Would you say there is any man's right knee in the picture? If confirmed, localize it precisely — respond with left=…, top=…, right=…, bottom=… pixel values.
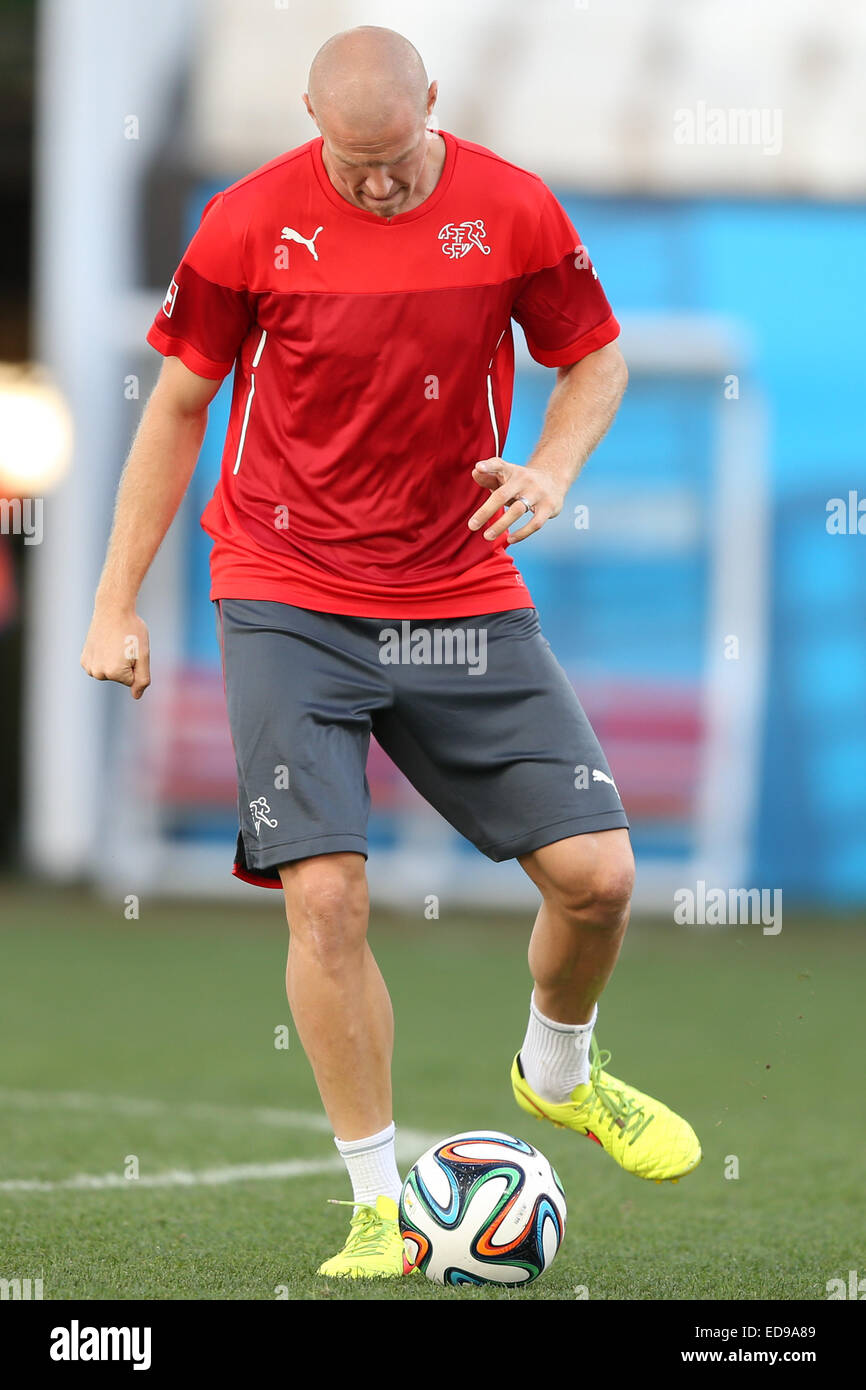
left=279, top=852, right=369, bottom=969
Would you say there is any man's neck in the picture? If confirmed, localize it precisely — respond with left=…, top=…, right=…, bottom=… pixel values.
left=401, top=130, right=446, bottom=213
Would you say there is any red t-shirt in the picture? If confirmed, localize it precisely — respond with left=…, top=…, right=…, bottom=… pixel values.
left=146, top=130, right=620, bottom=617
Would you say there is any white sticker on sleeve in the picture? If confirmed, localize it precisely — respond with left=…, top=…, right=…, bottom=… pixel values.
left=162, top=277, right=179, bottom=317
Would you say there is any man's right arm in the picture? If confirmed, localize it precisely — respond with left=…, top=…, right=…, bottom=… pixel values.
left=80, top=355, right=222, bottom=699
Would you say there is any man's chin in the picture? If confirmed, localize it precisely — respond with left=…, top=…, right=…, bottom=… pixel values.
left=361, top=193, right=406, bottom=214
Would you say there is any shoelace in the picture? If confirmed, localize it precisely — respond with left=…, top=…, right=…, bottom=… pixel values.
left=327, top=1199, right=395, bottom=1255
left=584, top=1037, right=655, bottom=1146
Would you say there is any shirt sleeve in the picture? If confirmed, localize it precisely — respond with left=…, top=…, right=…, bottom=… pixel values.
left=146, top=192, right=253, bottom=380
left=511, top=185, right=620, bottom=368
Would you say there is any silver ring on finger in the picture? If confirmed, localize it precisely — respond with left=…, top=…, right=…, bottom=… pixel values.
left=512, top=495, right=535, bottom=514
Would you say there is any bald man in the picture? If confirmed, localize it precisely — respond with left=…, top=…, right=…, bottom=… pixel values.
left=82, top=25, right=701, bottom=1281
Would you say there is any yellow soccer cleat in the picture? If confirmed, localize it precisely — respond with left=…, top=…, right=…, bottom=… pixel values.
left=316, top=1195, right=411, bottom=1279
left=511, top=1036, right=701, bottom=1183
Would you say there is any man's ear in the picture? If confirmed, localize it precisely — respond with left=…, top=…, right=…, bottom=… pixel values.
left=426, top=80, right=438, bottom=121
left=303, top=93, right=319, bottom=128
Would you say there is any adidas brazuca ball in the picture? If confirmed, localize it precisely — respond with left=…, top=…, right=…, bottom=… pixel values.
left=399, top=1130, right=566, bottom=1286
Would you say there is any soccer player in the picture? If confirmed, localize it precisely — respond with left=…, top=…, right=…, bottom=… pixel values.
left=81, top=26, right=701, bottom=1279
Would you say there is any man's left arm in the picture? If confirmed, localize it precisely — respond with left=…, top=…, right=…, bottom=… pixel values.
left=468, top=340, right=628, bottom=544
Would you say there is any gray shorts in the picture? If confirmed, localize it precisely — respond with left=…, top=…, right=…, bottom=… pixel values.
left=215, top=600, right=628, bottom=889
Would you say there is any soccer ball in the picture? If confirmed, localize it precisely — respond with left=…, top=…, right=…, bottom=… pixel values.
left=399, top=1130, right=566, bottom=1286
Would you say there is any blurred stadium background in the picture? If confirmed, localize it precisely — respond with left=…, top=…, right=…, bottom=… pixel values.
left=2, top=0, right=863, bottom=907
left=0, top=0, right=864, bottom=1301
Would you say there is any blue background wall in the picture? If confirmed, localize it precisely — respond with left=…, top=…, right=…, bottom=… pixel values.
left=560, top=195, right=866, bottom=905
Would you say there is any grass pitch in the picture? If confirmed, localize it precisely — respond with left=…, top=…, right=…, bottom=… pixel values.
left=0, top=880, right=863, bottom=1300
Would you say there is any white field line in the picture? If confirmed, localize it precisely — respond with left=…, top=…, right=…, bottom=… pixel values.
left=0, top=1158, right=347, bottom=1192
left=0, top=1087, right=438, bottom=1193
left=0, top=1087, right=335, bottom=1132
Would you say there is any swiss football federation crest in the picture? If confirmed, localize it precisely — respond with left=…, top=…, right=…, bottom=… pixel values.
left=438, top=220, right=491, bottom=259
left=249, top=796, right=278, bottom=836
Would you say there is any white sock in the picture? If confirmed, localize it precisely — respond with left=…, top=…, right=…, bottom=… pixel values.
left=334, top=1122, right=402, bottom=1207
left=520, top=992, right=598, bottom=1102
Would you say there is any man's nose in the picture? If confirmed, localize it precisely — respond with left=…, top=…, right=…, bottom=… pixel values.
left=363, top=169, right=395, bottom=198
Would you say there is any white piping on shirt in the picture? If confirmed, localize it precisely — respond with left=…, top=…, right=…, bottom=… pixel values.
left=486, top=327, right=507, bottom=458
left=233, top=329, right=268, bottom=476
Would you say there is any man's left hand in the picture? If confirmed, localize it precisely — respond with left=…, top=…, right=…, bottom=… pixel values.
left=468, top=457, right=564, bottom=544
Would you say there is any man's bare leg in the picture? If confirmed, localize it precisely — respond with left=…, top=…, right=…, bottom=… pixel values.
left=514, top=829, right=634, bottom=1100
left=520, top=829, right=635, bottom=1025
left=278, top=852, right=393, bottom=1140
left=511, top=828, right=702, bottom=1181
left=280, top=853, right=406, bottom=1273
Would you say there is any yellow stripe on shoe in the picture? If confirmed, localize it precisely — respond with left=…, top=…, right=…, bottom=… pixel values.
left=511, top=1036, right=701, bottom=1183
left=316, top=1194, right=411, bottom=1279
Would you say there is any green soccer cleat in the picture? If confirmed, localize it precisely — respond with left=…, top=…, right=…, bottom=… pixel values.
left=511, top=1036, right=701, bottom=1183
left=317, top=1194, right=412, bottom=1279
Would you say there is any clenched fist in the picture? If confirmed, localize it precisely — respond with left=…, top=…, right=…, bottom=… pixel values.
left=80, top=608, right=151, bottom=700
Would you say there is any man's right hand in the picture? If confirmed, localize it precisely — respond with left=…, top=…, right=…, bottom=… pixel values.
left=78, top=357, right=217, bottom=703
left=80, top=608, right=152, bottom=699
